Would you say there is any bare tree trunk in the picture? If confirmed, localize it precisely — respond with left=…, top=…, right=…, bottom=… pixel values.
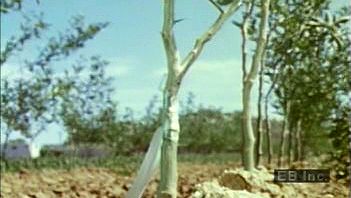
left=1, top=129, right=11, bottom=167
left=263, top=61, right=281, bottom=166
left=300, top=133, right=306, bottom=161
left=294, top=119, right=302, bottom=162
left=278, top=116, right=287, bottom=167
left=241, top=0, right=270, bottom=171
left=239, top=0, right=252, bottom=169
left=158, top=2, right=182, bottom=196
left=263, top=71, right=279, bottom=166
left=278, top=101, right=290, bottom=167
left=255, top=46, right=265, bottom=168
left=264, top=95, right=273, bottom=165
left=255, top=97, right=263, bottom=168
left=242, top=83, right=256, bottom=171
left=287, top=120, right=294, bottom=167
left=159, top=79, right=180, bottom=198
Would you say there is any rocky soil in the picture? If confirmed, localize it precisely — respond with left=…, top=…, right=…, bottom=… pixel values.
left=1, top=162, right=349, bottom=198
left=191, top=167, right=349, bottom=198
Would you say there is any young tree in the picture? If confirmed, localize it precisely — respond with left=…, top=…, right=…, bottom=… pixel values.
left=262, top=63, right=279, bottom=165
left=235, top=0, right=270, bottom=171
left=127, top=1, right=242, bottom=197
left=60, top=56, right=116, bottom=145
left=1, top=2, right=108, bottom=156
left=277, top=100, right=290, bottom=167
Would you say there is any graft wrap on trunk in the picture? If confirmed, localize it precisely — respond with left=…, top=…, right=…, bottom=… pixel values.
left=126, top=127, right=163, bottom=198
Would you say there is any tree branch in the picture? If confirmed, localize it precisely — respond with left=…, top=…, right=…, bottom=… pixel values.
left=239, top=0, right=255, bottom=80
left=161, top=0, right=179, bottom=72
left=208, top=0, right=224, bottom=13
left=246, top=0, right=270, bottom=82
left=178, top=0, right=242, bottom=80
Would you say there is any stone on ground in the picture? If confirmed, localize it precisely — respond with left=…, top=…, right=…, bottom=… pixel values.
left=191, top=167, right=301, bottom=198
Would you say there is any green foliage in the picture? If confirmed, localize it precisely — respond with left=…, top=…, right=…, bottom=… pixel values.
left=26, top=16, right=108, bottom=74
left=326, top=105, right=350, bottom=180
left=0, top=0, right=25, bottom=13
left=60, top=57, right=116, bottom=144
left=217, top=0, right=234, bottom=6
left=1, top=7, right=108, bottom=143
left=7, top=138, right=26, bottom=145
left=178, top=93, right=243, bottom=153
left=0, top=15, right=48, bottom=65
left=62, top=93, right=160, bottom=155
left=1, top=77, right=58, bottom=139
left=62, top=92, right=286, bottom=155
left=265, top=0, right=350, bottom=157
left=180, top=107, right=242, bottom=153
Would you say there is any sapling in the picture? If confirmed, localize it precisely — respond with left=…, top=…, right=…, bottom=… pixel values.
left=126, top=0, right=242, bottom=197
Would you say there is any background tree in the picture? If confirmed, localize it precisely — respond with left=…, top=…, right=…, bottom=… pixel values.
left=0, top=1, right=108, bottom=161
left=327, top=105, right=350, bottom=181
left=234, top=0, right=270, bottom=171
left=59, top=56, right=117, bottom=146
left=264, top=0, right=350, bottom=166
left=180, top=93, right=242, bottom=153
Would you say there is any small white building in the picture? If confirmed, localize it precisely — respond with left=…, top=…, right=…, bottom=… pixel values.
left=1, top=142, right=41, bottom=159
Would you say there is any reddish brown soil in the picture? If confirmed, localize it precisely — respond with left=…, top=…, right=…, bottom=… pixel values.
left=0, top=163, right=235, bottom=198
left=1, top=162, right=349, bottom=198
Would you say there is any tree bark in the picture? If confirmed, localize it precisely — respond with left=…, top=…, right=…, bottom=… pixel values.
left=300, top=129, right=306, bottom=161
left=241, top=0, right=270, bottom=171
left=1, top=129, right=11, bottom=167
left=294, top=119, right=302, bottom=162
left=263, top=68, right=280, bottom=166
left=255, top=100, right=263, bottom=167
left=278, top=101, right=290, bottom=167
left=159, top=2, right=181, bottom=195
left=264, top=95, right=273, bottom=165
left=239, top=1, right=252, bottom=167
left=287, top=120, right=294, bottom=167
left=242, top=82, right=256, bottom=171
left=255, top=45, right=266, bottom=168
left=159, top=80, right=180, bottom=198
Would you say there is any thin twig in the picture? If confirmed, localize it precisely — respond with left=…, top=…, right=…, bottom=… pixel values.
left=208, top=0, right=224, bottom=13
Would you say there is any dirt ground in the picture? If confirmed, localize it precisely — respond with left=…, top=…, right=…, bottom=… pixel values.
left=1, top=162, right=349, bottom=198
left=0, top=162, right=231, bottom=198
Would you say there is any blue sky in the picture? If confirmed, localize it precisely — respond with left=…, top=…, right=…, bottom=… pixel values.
left=1, top=0, right=347, bottom=146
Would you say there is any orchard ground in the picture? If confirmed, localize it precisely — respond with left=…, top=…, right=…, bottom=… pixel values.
left=1, top=153, right=349, bottom=198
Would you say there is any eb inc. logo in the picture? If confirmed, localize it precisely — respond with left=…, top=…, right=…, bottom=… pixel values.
left=274, top=169, right=330, bottom=183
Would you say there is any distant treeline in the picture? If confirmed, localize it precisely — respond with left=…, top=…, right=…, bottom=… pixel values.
left=59, top=94, right=328, bottom=158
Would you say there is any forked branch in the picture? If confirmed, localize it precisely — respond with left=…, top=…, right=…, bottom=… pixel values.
left=208, top=0, right=224, bottom=13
